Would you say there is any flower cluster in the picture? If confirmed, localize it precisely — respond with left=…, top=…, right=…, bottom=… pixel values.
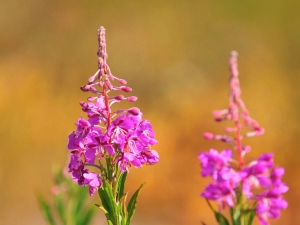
left=199, top=51, right=288, bottom=225
left=199, top=150, right=288, bottom=225
left=67, top=27, right=159, bottom=196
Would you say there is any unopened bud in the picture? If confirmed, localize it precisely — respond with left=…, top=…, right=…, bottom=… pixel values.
left=225, top=127, right=235, bottom=133
left=115, top=95, right=124, bottom=101
left=255, top=127, right=264, bottom=136
left=213, top=109, right=228, bottom=118
left=80, top=85, right=90, bottom=92
left=88, top=77, right=96, bottom=83
left=79, top=101, right=87, bottom=108
left=242, top=145, right=251, bottom=153
left=127, top=96, right=138, bottom=102
left=221, top=137, right=228, bottom=142
left=203, top=132, right=214, bottom=140
left=118, top=79, right=127, bottom=84
left=87, top=97, right=97, bottom=102
left=120, top=86, right=132, bottom=92
left=128, top=107, right=140, bottom=116
left=251, top=120, right=259, bottom=127
left=213, top=110, right=222, bottom=117
left=90, top=87, right=97, bottom=92
left=88, top=70, right=100, bottom=83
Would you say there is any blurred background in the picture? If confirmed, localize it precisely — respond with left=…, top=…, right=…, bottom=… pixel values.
left=1, top=0, right=300, bottom=224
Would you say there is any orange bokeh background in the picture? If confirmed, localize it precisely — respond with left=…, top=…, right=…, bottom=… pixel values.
left=1, top=1, right=300, bottom=224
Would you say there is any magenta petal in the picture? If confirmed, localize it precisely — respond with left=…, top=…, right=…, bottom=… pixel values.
left=104, top=145, right=115, bottom=155
left=85, top=148, right=96, bottom=164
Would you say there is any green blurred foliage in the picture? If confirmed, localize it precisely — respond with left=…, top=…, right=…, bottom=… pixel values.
left=1, top=0, right=300, bottom=224
left=37, top=166, right=97, bottom=225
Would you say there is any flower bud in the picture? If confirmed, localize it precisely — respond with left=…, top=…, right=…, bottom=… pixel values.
left=80, top=85, right=90, bottom=92
left=87, top=97, right=97, bottom=102
left=79, top=101, right=87, bottom=108
left=203, top=132, right=214, bottom=140
left=215, top=117, right=223, bottom=122
left=128, top=107, right=140, bottom=116
left=90, top=87, right=97, bottom=92
left=255, top=127, right=264, bottom=136
left=114, top=95, right=124, bottom=101
left=120, top=86, right=132, bottom=92
left=88, top=70, right=100, bottom=83
left=127, top=96, right=138, bottom=102
left=225, top=127, right=235, bottom=133
left=118, top=79, right=127, bottom=84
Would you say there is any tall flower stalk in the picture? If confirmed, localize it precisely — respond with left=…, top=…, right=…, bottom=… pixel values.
left=199, top=51, right=288, bottom=225
left=67, top=26, right=159, bottom=225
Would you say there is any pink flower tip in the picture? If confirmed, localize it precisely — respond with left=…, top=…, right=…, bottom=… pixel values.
left=80, top=85, right=90, bottom=92
left=90, top=86, right=97, bottom=92
left=213, top=110, right=222, bottom=117
left=115, top=95, right=124, bottom=101
left=255, top=128, right=265, bottom=136
left=127, top=96, right=138, bottom=102
left=118, top=79, right=127, bottom=84
left=87, top=96, right=97, bottom=102
left=203, top=132, right=215, bottom=140
left=79, top=101, right=87, bottom=107
left=128, top=107, right=140, bottom=116
left=121, top=86, right=132, bottom=92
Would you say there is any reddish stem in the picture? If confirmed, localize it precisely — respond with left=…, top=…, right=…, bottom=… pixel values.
left=103, top=85, right=111, bottom=127
left=235, top=120, right=244, bottom=168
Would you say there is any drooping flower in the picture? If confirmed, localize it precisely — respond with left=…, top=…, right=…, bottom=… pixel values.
left=83, top=172, right=103, bottom=196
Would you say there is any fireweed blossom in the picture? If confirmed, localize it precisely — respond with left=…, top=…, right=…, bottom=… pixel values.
left=67, top=26, right=158, bottom=225
left=199, top=51, right=288, bottom=225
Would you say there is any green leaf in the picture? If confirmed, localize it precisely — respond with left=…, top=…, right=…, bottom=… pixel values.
left=117, top=172, right=127, bottom=201
left=72, top=186, right=89, bottom=216
left=247, top=210, right=256, bottom=225
left=54, top=194, right=66, bottom=224
left=230, top=207, right=241, bottom=225
left=37, top=196, right=56, bottom=225
left=126, top=183, right=145, bottom=225
left=119, top=193, right=128, bottom=225
left=214, top=211, right=230, bottom=225
left=76, top=207, right=97, bottom=225
left=98, top=180, right=119, bottom=224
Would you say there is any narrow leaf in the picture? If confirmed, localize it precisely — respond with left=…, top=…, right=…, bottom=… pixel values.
left=247, top=210, right=256, bottom=225
left=98, top=180, right=119, bottom=224
left=214, top=211, right=230, bottom=225
left=37, top=196, right=56, bottom=225
left=230, top=207, right=241, bottom=225
left=73, top=186, right=89, bottom=216
left=126, top=183, right=145, bottom=225
left=117, top=172, right=127, bottom=201
left=54, top=194, right=66, bottom=224
left=119, top=193, right=128, bottom=225
left=76, top=207, right=97, bottom=225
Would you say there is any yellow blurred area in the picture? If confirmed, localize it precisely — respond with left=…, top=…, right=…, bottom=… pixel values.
left=1, top=0, right=300, bottom=224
